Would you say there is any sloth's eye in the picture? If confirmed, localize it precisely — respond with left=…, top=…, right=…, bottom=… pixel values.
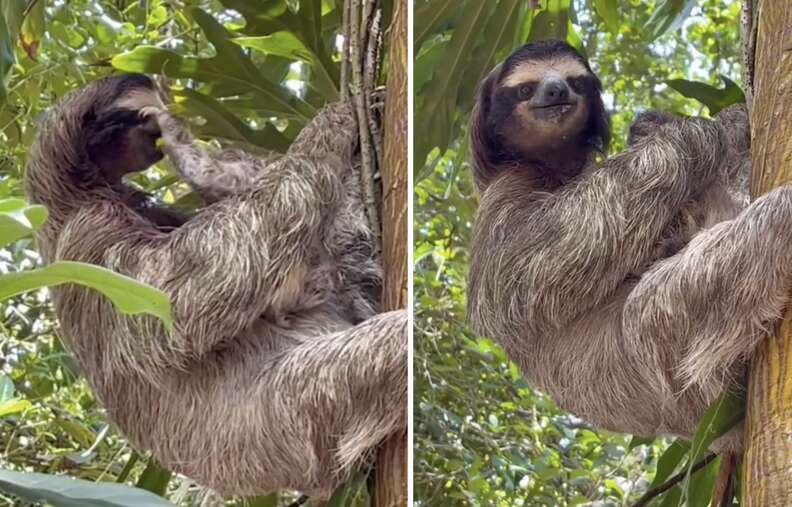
left=518, top=84, right=535, bottom=99
left=567, top=77, right=585, bottom=94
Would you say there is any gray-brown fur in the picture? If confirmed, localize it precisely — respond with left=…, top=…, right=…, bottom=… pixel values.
left=25, top=74, right=407, bottom=499
left=467, top=41, right=787, bottom=449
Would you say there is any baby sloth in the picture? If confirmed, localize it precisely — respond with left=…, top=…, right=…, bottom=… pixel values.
left=25, top=73, right=406, bottom=499
left=468, top=40, right=791, bottom=451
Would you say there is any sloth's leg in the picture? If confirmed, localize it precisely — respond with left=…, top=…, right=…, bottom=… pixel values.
left=623, top=183, right=792, bottom=394
left=238, top=309, right=407, bottom=499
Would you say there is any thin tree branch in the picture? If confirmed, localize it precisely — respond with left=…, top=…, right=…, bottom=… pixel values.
left=349, top=0, right=382, bottom=253
left=631, top=453, right=718, bottom=507
left=340, top=0, right=351, bottom=99
left=364, top=6, right=384, bottom=170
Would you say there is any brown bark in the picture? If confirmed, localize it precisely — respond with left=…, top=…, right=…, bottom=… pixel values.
left=374, top=0, right=408, bottom=504
left=742, top=1, right=792, bottom=505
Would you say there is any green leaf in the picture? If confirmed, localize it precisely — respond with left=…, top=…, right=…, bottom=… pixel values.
left=658, top=485, right=682, bottom=507
left=0, top=0, right=23, bottom=103
left=457, top=0, right=522, bottom=112
left=19, top=0, right=45, bottom=59
left=593, top=0, right=619, bottom=34
left=0, top=261, right=173, bottom=328
left=326, top=475, right=364, bottom=507
left=414, top=0, right=458, bottom=48
left=55, top=418, right=96, bottom=448
left=528, top=0, right=571, bottom=42
left=687, top=389, right=744, bottom=468
left=136, top=460, right=172, bottom=496
left=651, top=439, right=690, bottom=488
left=686, top=456, right=720, bottom=507
left=628, top=435, right=655, bottom=450
left=644, top=0, right=696, bottom=41
left=174, top=88, right=290, bottom=152
left=0, top=470, right=178, bottom=507
left=666, top=76, right=745, bottom=114
left=0, top=198, right=48, bottom=247
left=242, top=494, right=278, bottom=507
left=234, top=32, right=337, bottom=100
left=112, top=8, right=315, bottom=121
left=417, top=0, right=496, bottom=165
left=0, top=399, right=30, bottom=417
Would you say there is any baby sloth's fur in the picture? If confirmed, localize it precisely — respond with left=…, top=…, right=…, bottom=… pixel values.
left=467, top=40, right=792, bottom=449
left=25, top=74, right=407, bottom=499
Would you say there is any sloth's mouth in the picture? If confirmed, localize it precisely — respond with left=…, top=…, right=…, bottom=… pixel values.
left=533, top=102, right=574, bottom=111
left=532, top=102, right=575, bottom=121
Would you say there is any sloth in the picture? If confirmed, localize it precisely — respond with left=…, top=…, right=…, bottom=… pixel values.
left=467, top=39, right=791, bottom=449
left=25, top=73, right=407, bottom=499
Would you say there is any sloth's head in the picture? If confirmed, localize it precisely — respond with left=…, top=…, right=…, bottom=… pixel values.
left=78, top=73, right=166, bottom=183
left=471, top=40, right=610, bottom=191
left=26, top=73, right=166, bottom=211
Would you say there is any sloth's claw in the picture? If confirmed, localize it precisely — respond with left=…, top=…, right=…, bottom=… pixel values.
left=138, top=105, right=164, bottom=120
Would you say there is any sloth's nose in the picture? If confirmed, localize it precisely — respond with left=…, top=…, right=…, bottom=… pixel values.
left=535, top=78, right=570, bottom=107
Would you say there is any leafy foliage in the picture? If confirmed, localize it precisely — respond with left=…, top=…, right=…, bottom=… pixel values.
left=414, top=0, right=743, bottom=505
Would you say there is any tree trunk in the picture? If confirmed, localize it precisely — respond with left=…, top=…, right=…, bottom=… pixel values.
left=374, top=0, right=408, bottom=505
left=742, top=1, right=792, bottom=505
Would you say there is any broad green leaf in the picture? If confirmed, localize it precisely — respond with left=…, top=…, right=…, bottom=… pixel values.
left=666, top=76, right=745, bottom=114
left=644, top=0, right=696, bottom=41
left=234, top=32, right=337, bottom=100
left=0, top=470, right=178, bottom=507
left=628, top=435, right=655, bottom=450
left=112, top=8, right=315, bottom=121
left=414, top=0, right=458, bottom=48
left=235, top=32, right=316, bottom=63
left=651, top=439, right=690, bottom=488
left=687, top=389, right=744, bottom=468
left=685, top=456, right=720, bottom=507
left=0, top=198, right=48, bottom=247
left=0, top=398, right=30, bottom=417
left=457, top=0, right=522, bottom=112
left=593, top=0, right=619, bottom=34
left=189, top=7, right=318, bottom=115
left=136, top=460, right=172, bottom=496
left=174, top=88, right=290, bottom=152
left=417, top=0, right=496, bottom=166
left=0, top=261, right=173, bottom=328
left=658, top=485, right=682, bottom=507
left=414, top=37, right=449, bottom=95
left=55, top=418, right=96, bottom=448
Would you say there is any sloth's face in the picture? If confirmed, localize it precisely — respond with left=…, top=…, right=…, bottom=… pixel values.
left=491, top=58, right=593, bottom=158
left=83, top=80, right=167, bottom=183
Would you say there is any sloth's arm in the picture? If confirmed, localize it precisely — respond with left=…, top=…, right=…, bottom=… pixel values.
left=624, top=183, right=792, bottom=393
left=148, top=101, right=358, bottom=202
left=287, top=101, right=358, bottom=164
left=467, top=117, right=728, bottom=341
left=58, top=155, right=343, bottom=368
left=146, top=109, right=265, bottom=202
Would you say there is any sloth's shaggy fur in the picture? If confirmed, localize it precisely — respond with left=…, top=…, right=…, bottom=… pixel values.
left=467, top=40, right=791, bottom=449
left=25, top=74, right=407, bottom=499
